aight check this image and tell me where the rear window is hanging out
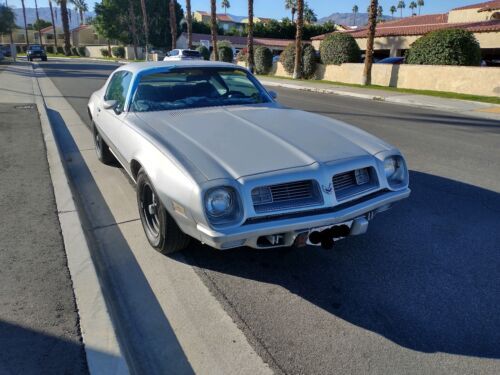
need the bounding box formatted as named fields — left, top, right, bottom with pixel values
left=182, top=50, right=201, bottom=57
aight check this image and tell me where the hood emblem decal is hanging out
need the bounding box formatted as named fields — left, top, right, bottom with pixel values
left=322, top=183, right=334, bottom=195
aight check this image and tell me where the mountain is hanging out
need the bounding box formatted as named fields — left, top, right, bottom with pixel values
left=318, top=12, right=397, bottom=27
left=11, top=7, right=95, bottom=29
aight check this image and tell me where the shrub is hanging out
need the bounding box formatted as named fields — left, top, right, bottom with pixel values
left=196, top=45, right=210, bottom=60
left=254, top=46, right=273, bottom=74
left=319, top=33, right=361, bottom=65
left=218, top=45, right=233, bottom=63
left=22, top=45, right=27, bottom=52
left=63, top=45, right=72, bottom=56
left=56, top=46, right=64, bottom=54
left=406, top=29, right=481, bottom=66
left=71, top=46, right=78, bottom=56
left=280, top=42, right=317, bottom=79
left=16, top=45, right=21, bottom=53
left=46, top=45, right=55, bottom=54
left=100, top=48, right=110, bottom=57
left=111, top=46, right=125, bottom=59
left=77, top=46, right=86, bottom=57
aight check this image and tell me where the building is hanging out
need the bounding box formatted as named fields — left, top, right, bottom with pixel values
left=311, top=0, right=500, bottom=61
left=70, top=24, right=109, bottom=47
left=0, top=29, right=39, bottom=45
left=40, top=26, right=65, bottom=46
left=193, top=11, right=273, bottom=32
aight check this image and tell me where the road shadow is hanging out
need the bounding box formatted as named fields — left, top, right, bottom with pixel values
left=38, top=61, right=119, bottom=79
left=181, top=171, right=500, bottom=359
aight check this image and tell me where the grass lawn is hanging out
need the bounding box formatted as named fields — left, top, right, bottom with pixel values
left=258, top=75, right=500, bottom=105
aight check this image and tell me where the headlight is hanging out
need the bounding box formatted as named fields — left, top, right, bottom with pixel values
left=204, top=187, right=242, bottom=225
left=384, top=156, right=407, bottom=188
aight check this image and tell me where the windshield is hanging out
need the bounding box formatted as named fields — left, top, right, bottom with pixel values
left=29, top=45, right=42, bottom=51
left=131, top=67, right=270, bottom=112
left=182, top=50, right=201, bottom=57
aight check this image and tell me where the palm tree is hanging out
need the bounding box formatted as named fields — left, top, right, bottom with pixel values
left=293, top=0, right=303, bottom=79
left=285, top=0, right=297, bottom=23
left=20, top=0, right=29, bottom=47
left=409, top=1, right=417, bottom=15
left=48, top=0, right=58, bottom=47
left=390, top=5, right=397, bottom=18
left=363, top=0, right=378, bottom=85
left=186, top=0, right=192, bottom=49
left=71, top=0, right=88, bottom=25
left=210, top=0, right=218, bottom=60
left=247, top=0, right=254, bottom=73
left=128, top=0, right=139, bottom=58
left=377, top=5, right=383, bottom=19
left=140, top=0, right=149, bottom=60
left=417, top=0, right=424, bottom=15
left=352, top=5, right=358, bottom=26
left=304, top=3, right=317, bottom=24
left=221, top=0, right=230, bottom=15
left=169, top=0, right=177, bottom=49
left=397, top=1, right=405, bottom=18
left=55, top=0, right=71, bottom=54
left=34, top=0, right=43, bottom=45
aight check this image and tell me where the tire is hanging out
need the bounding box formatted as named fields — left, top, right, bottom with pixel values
left=136, top=169, right=190, bottom=254
left=92, top=121, right=115, bottom=165
left=42, top=57, right=47, bottom=61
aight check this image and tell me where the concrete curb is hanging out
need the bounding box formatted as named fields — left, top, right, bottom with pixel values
left=31, top=66, right=129, bottom=374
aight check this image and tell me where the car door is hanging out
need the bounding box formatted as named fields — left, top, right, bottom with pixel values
left=96, top=70, right=133, bottom=164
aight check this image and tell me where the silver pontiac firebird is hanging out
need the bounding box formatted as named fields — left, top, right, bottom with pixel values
left=87, top=61, right=410, bottom=254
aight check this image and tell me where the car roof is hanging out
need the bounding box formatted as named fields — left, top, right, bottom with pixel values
left=116, top=60, right=242, bottom=74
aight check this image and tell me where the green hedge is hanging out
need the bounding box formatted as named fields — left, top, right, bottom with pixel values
left=254, top=46, right=273, bottom=74
left=280, top=42, right=317, bottom=79
left=70, top=46, right=78, bottom=56
left=406, top=29, right=481, bottom=66
left=319, top=33, right=361, bottom=65
left=77, top=46, right=86, bottom=57
left=218, top=45, right=233, bottom=63
left=196, top=45, right=210, bottom=60
left=56, top=46, right=64, bottom=54
left=111, top=46, right=125, bottom=59
left=100, top=48, right=110, bottom=57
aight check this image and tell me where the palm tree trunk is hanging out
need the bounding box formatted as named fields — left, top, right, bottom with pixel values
left=107, top=39, right=111, bottom=57
left=20, top=0, right=29, bottom=47
left=34, top=0, right=43, bottom=46
left=186, top=0, right=192, bottom=49
left=128, top=0, right=139, bottom=59
left=80, top=9, right=84, bottom=25
left=362, top=0, right=378, bottom=85
left=293, top=0, right=303, bottom=79
left=48, top=0, right=57, bottom=47
left=140, top=0, right=150, bottom=60
left=291, top=8, right=296, bottom=23
left=60, top=0, right=71, bottom=54
left=169, top=0, right=177, bottom=50
left=247, top=0, right=255, bottom=73
left=210, top=0, right=218, bottom=61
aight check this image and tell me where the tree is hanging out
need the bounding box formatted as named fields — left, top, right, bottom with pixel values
left=33, top=19, right=52, bottom=30
left=285, top=0, right=297, bottom=23
left=247, top=0, right=255, bottom=72
left=0, top=5, right=15, bottom=34
left=128, top=0, right=139, bottom=58
left=71, top=0, right=88, bottom=24
left=55, top=0, right=71, bottom=55
left=304, top=3, right=317, bottom=24
left=352, top=5, right=358, bottom=26
left=186, top=0, right=192, bottom=48
left=293, top=0, right=303, bottom=79
left=417, top=0, right=424, bottom=15
left=377, top=6, right=383, bottom=19
left=319, top=33, right=361, bottom=65
left=48, top=0, right=58, bottom=47
left=221, top=0, right=230, bottom=15
left=20, top=0, right=29, bottom=46
left=409, top=1, right=417, bottom=15
left=94, top=0, right=126, bottom=56
left=390, top=5, right=397, bottom=17
left=34, top=0, right=43, bottom=45
left=362, top=0, right=378, bottom=85
left=170, top=0, right=177, bottom=49
left=210, top=0, right=218, bottom=60
left=397, top=1, right=405, bottom=18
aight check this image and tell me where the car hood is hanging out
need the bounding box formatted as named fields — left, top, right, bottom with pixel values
left=134, top=105, right=393, bottom=181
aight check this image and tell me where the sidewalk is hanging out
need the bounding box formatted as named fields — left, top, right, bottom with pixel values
left=259, top=76, right=500, bottom=121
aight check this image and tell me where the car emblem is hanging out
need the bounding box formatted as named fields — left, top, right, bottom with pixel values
left=322, top=183, right=334, bottom=195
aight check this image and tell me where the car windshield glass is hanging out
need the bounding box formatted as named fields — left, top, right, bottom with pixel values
left=30, top=46, right=42, bottom=51
left=131, top=67, right=270, bottom=112
left=182, top=50, right=201, bottom=57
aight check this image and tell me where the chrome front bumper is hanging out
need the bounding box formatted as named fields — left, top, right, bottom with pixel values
left=196, top=188, right=411, bottom=249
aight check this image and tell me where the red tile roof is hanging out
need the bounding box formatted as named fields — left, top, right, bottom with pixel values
left=40, top=26, right=53, bottom=33
left=312, top=13, right=500, bottom=40
left=70, top=24, right=90, bottom=33
left=187, top=33, right=305, bottom=48
left=217, top=14, right=233, bottom=22
left=452, top=0, right=500, bottom=11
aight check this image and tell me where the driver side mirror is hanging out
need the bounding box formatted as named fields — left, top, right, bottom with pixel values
left=103, top=99, right=122, bottom=115
left=269, top=91, right=278, bottom=100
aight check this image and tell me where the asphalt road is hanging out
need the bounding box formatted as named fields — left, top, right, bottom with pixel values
left=0, top=103, right=88, bottom=374
left=39, top=59, right=500, bottom=375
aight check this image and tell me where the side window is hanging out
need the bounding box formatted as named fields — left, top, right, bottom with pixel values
left=105, top=71, right=133, bottom=111
left=170, top=50, right=179, bottom=56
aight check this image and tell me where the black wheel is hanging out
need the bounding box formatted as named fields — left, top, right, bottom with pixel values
left=136, top=169, right=190, bottom=254
left=42, top=57, right=47, bottom=61
left=92, top=121, right=115, bottom=164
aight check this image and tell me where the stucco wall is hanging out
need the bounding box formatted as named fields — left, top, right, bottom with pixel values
left=271, top=62, right=500, bottom=97
left=85, top=45, right=144, bottom=59
left=448, top=9, right=493, bottom=23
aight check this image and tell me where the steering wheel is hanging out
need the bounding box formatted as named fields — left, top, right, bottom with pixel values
left=224, top=90, right=247, bottom=99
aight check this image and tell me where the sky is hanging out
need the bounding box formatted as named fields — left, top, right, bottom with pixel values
left=5, top=0, right=486, bottom=19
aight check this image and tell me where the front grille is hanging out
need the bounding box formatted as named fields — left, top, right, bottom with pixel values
left=252, top=180, right=323, bottom=213
left=333, top=167, right=378, bottom=201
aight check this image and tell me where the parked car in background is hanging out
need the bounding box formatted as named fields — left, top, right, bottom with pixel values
left=27, top=45, right=47, bottom=61
left=376, top=57, right=405, bottom=64
left=0, top=50, right=4, bottom=61
left=1, top=45, right=11, bottom=57
left=163, top=49, right=203, bottom=61
left=88, top=61, right=410, bottom=254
